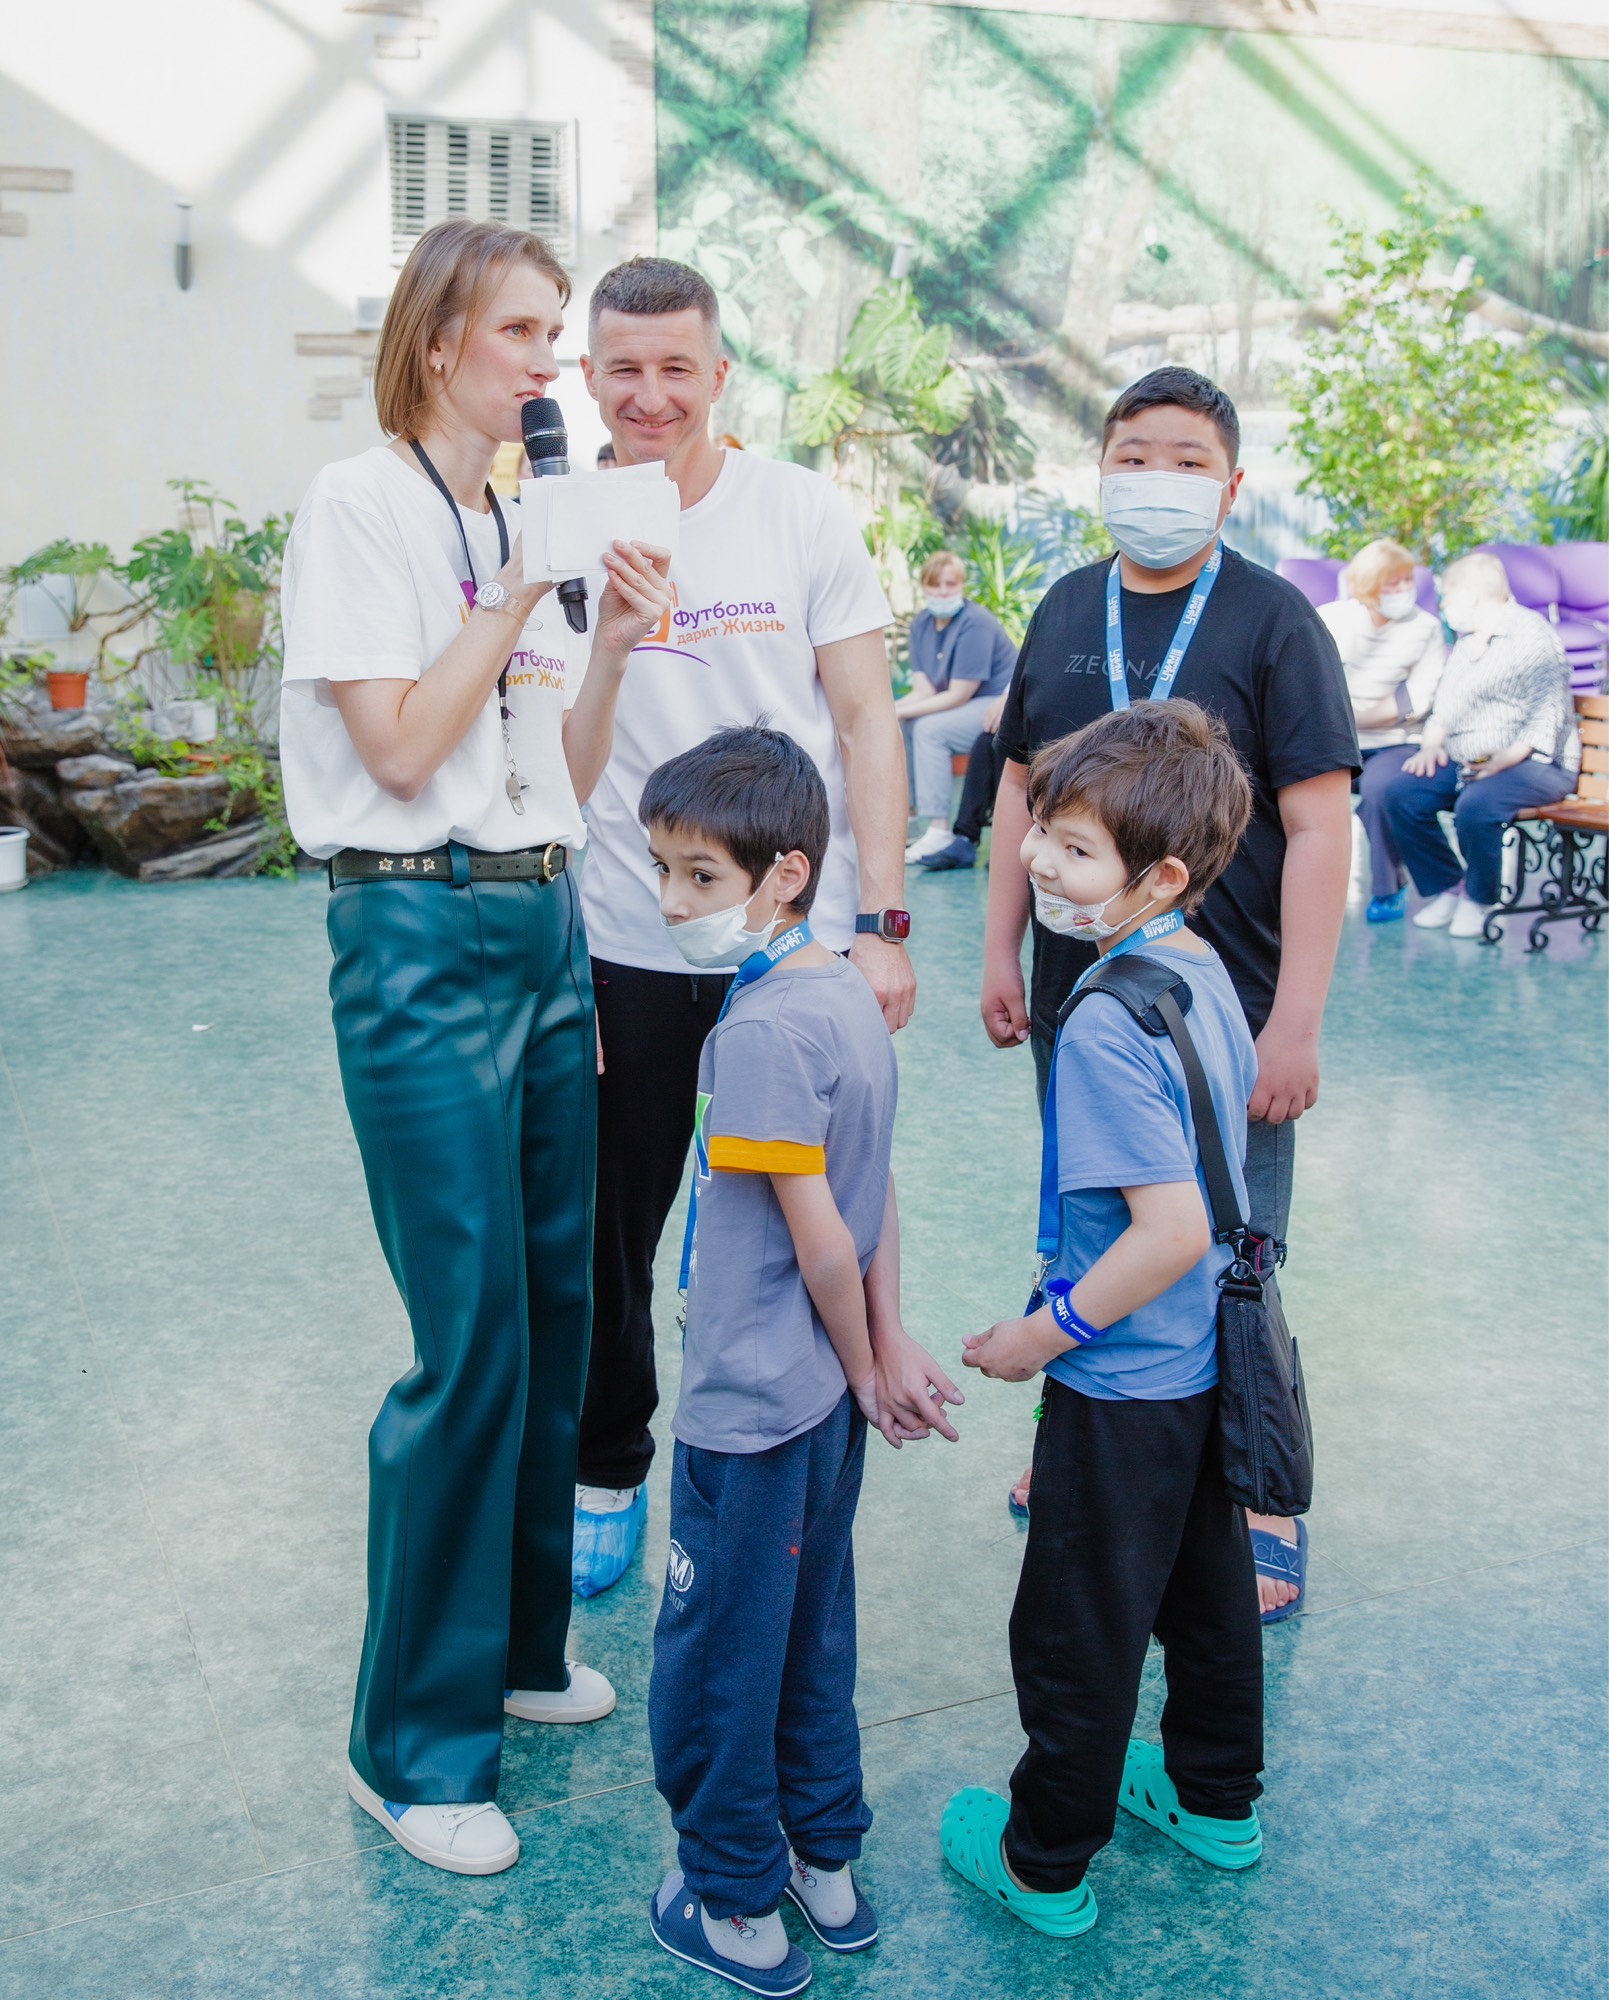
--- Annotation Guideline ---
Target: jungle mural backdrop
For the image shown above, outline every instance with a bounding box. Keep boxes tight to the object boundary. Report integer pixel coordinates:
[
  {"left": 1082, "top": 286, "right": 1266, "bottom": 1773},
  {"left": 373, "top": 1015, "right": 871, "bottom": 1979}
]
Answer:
[{"left": 655, "top": 1, "right": 1607, "bottom": 601}]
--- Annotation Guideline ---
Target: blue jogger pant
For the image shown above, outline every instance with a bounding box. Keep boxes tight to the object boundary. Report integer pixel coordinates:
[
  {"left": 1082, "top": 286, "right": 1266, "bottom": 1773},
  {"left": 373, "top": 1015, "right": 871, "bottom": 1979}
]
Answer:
[
  {"left": 649, "top": 1393, "right": 871, "bottom": 1918},
  {"left": 328, "top": 863, "right": 596, "bottom": 1804},
  {"left": 1378, "top": 753, "right": 1576, "bottom": 904}
]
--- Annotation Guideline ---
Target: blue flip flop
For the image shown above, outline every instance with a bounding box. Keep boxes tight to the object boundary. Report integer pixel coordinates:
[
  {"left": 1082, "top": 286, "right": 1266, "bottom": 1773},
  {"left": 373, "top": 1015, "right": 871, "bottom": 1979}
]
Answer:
[
  {"left": 1117, "top": 1739, "right": 1263, "bottom": 1869},
  {"left": 941, "top": 1788, "right": 1098, "bottom": 1939},
  {"left": 649, "top": 1872, "right": 812, "bottom": 1997},
  {"left": 1250, "top": 1517, "right": 1307, "bottom": 1625},
  {"left": 783, "top": 1857, "right": 878, "bottom": 1952}
]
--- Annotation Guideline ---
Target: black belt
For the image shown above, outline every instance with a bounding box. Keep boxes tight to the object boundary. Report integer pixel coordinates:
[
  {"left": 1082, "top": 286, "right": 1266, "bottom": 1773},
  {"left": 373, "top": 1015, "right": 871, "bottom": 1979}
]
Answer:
[{"left": 329, "top": 842, "right": 569, "bottom": 886}]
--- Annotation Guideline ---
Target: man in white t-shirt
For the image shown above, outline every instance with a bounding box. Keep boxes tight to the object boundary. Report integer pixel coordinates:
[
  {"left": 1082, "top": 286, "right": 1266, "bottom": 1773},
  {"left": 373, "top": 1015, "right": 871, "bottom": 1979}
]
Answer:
[{"left": 569, "top": 257, "right": 915, "bottom": 1594}]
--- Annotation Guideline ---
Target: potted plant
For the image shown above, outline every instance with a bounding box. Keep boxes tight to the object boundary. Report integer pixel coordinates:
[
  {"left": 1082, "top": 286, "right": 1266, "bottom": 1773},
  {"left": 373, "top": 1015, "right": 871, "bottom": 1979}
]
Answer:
[{"left": 1, "top": 540, "right": 119, "bottom": 708}]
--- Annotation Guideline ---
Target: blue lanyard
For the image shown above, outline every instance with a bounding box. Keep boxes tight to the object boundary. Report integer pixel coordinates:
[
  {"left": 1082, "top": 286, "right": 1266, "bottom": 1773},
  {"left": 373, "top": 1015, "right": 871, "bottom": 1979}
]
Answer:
[
  {"left": 1104, "top": 547, "right": 1221, "bottom": 710},
  {"left": 678, "top": 923, "right": 815, "bottom": 1290},
  {"left": 1034, "top": 910, "right": 1187, "bottom": 1259}
]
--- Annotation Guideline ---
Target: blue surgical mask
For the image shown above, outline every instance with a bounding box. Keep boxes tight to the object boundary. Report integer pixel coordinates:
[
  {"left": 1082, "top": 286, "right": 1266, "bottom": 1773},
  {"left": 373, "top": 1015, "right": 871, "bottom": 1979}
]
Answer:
[
  {"left": 1100, "top": 470, "right": 1228, "bottom": 570},
  {"left": 1377, "top": 586, "right": 1418, "bottom": 621},
  {"left": 925, "top": 593, "right": 964, "bottom": 620}
]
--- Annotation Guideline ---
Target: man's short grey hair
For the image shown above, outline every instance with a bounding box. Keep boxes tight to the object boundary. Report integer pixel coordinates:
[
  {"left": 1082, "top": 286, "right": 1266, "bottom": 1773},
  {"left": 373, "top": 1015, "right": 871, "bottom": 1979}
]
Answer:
[
  {"left": 588, "top": 257, "right": 721, "bottom": 344},
  {"left": 1441, "top": 551, "right": 1512, "bottom": 603}
]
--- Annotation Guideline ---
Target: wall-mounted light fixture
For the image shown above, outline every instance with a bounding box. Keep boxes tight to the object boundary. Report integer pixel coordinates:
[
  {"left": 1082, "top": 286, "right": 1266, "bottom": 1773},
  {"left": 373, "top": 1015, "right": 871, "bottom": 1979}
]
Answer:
[
  {"left": 175, "top": 198, "right": 193, "bottom": 290},
  {"left": 889, "top": 238, "right": 915, "bottom": 282}
]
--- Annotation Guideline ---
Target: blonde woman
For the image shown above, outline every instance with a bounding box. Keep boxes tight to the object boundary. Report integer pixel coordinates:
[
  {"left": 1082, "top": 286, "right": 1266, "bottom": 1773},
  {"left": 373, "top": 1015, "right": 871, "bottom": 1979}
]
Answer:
[
  {"left": 1320, "top": 539, "right": 1444, "bottom": 921},
  {"left": 279, "top": 219, "right": 671, "bottom": 1875}
]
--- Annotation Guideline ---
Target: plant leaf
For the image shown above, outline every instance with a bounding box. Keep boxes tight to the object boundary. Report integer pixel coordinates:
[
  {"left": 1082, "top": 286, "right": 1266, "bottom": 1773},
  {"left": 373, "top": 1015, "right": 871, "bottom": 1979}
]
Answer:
[{"left": 788, "top": 371, "right": 865, "bottom": 447}]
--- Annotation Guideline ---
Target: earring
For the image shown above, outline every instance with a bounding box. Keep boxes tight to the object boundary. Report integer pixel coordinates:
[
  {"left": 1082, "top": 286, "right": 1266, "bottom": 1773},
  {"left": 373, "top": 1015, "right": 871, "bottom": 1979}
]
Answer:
[{"left": 433, "top": 362, "right": 443, "bottom": 373}]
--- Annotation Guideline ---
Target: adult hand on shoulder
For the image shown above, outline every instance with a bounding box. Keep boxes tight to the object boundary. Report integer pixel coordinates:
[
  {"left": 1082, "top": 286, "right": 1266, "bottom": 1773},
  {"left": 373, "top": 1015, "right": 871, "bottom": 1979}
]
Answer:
[
  {"left": 981, "top": 954, "right": 1031, "bottom": 1049},
  {"left": 593, "top": 541, "right": 672, "bottom": 659},
  {"left": 1249, "top": 1018, "right": 1320, "bottom": 1125},
  {"left": 870, "top": 1324, "right": 964, "bottom": 1447},
  {"left": 852, "top": 935, "right": 916, "bottom": 1034}
]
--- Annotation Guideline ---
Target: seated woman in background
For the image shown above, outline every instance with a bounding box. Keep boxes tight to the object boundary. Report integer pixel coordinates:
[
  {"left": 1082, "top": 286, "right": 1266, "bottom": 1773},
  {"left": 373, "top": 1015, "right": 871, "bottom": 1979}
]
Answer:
[
  {"left": 1322, "top": 539, "right": 1445, "bottom": 923},
  {"left": 1378, "top": 551, "right": 1579, "bottom": 940},
  {"left": 898, "top": 550, "right": 1019, "bottom": 867}
]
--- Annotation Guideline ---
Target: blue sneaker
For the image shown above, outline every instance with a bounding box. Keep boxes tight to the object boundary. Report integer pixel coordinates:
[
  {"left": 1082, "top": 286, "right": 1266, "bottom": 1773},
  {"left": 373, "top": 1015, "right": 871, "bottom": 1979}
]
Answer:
[
  {"left": 917, "top": 834, "right": 978, "bottom": 871},
  {"left": 1366, "top": 889, "right": 1407, "bottom": 923},
  {"left": 650, "top": 1872, "right": 812, "bottom": 1996},
  {"left": 572, "top": 1483, "right": 647, "bottom": 1598}
]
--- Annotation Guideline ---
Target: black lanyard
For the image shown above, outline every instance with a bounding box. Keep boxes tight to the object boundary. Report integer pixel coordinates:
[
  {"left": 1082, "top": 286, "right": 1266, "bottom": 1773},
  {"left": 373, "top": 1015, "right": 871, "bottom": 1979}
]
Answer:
[{"left": 410, "top": 441, "right": 512, "bottom": 692}]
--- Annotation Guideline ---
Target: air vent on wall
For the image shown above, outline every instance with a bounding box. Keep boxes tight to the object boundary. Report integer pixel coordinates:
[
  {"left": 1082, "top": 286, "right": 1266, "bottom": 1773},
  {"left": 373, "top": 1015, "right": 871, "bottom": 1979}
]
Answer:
[{"left": 387, "top": 115, "right": 574, "bottom": 264}]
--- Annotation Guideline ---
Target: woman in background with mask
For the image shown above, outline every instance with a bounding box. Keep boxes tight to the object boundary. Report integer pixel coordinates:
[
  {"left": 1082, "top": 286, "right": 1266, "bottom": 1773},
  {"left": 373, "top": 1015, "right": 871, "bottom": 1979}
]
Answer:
[
  {"left": 1377, "top": 550, "right": 1578, "bottom": 941},
  {"left": 1323, "top": 539, "right": 1446, "bottom": 923},
  {"left": 897, "top": 551, "right": 1020, "bottom": 865}
]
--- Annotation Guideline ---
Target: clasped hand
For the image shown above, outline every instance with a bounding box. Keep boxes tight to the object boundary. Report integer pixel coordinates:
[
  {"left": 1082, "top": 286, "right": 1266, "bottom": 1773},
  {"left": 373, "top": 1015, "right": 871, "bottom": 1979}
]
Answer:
[
  {"left": 848, "top": 1324, "right": 964, "bottom": 1449},
  {"left": 962, "top": 1310, "right": 1069, "bottom": 1383}
]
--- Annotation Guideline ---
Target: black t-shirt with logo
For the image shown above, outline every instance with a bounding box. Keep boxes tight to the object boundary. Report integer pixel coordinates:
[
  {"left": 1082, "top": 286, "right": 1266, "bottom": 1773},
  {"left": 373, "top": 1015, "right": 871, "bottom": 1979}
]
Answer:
[{"left": 996, "top": 546, "right": 1359, "bottom": 1039}]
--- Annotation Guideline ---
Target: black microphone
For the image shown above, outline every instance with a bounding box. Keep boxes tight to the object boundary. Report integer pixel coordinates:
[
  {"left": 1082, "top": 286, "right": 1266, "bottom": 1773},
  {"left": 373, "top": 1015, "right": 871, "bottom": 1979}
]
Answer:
[{"left": 521, "top": 396, "right": 589, "bottom": 635}]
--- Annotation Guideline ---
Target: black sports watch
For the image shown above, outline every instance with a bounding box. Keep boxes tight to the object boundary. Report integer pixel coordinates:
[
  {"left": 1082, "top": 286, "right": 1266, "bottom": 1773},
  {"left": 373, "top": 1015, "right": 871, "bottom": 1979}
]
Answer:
[{"left": 855, "top": 909, "right": 912, "bottom": 942}]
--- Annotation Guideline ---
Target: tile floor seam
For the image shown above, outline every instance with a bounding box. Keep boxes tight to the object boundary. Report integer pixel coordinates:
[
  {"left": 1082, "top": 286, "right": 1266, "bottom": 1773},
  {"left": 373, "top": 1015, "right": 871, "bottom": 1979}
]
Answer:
[
  {"left": 0, "top": 1032, "right": 272, "bottom": 1875},
  {"left": 1291, "top": 1533, "right": 1607, "bottom": 1616}
]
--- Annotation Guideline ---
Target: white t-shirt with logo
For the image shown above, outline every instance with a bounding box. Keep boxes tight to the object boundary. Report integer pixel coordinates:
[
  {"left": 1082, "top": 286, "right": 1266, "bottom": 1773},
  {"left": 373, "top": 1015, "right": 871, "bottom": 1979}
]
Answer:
[
  {"left": 580, "top": 449, "right": 891, "bottom": 970},
  {"left": 279, "top": 445, "right": 585, "bottom": 859}
]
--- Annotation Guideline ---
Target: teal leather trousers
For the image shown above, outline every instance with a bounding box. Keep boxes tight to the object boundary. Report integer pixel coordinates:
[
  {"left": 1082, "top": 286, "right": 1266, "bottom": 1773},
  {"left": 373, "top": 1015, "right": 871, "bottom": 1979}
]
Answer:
[{"left": 328, "top": 863, "right": 595, "bottom": 1803}]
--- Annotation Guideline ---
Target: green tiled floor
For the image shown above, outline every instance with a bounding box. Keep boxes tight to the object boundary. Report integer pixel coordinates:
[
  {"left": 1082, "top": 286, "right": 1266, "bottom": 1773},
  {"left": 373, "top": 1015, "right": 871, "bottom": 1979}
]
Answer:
[{"left": 0, "top": 866, "right": 1604, "bottom": 1998}]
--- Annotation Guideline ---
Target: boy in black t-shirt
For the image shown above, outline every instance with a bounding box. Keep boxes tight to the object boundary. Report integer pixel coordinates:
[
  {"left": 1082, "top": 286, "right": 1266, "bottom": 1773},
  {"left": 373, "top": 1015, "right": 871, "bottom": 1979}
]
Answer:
[{"left": 981, "top": 366, "right": 1358, "bottom": 1618}]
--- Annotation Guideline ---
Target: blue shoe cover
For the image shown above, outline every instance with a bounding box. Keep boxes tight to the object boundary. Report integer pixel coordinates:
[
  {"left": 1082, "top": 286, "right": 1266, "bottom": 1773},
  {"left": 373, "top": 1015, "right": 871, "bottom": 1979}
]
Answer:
[
  {"left": 1366, "top": 889, "right": 1407, "bottom": 923},
  {"left": 649, "top": 1872, "right": 812, "bottom": 1996},
  {"left": 572, "top": 1485, "right": 647, "bottom": 1599}
]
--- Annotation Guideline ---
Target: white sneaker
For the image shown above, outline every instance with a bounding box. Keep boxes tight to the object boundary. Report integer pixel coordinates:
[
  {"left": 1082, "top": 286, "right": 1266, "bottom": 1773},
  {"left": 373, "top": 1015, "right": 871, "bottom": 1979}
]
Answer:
[
  {"left": 504, "top": 1661, "right": 616, "bottom": 1723},
  {"left": 347, "top": 1761, "right": 519, "bottom": 1875},
  {"left": 904, "top": 826, "right": 951, "bottom": 863},
  {"left": 1412, "top": 890, "right": 1461, "bottom": 929},
  {"left": 1449, "top": 896, "right": 1495, "bottom": 939}
]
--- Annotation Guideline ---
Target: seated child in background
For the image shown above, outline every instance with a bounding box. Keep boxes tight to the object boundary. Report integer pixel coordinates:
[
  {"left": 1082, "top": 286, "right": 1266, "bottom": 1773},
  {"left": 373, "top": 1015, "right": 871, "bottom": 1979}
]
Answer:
[
  {"left": 641, "top": 725, "right": 964, "bottom": 1998},
  {"left": 946, "top": 699, "right": 1264, "bottom": 1938}
]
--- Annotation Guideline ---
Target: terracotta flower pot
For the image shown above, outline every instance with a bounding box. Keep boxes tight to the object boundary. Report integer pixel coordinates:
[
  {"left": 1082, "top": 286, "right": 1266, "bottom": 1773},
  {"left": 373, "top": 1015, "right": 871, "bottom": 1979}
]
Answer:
[{"left": 46, "top": 669, "right": 90, "bottom": 711}]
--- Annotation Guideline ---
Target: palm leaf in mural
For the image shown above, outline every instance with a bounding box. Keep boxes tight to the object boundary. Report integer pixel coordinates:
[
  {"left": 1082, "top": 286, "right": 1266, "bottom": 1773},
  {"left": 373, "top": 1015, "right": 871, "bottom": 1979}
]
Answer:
[{"left": 790, "top": 368, "right": 866, "bottom": 447}]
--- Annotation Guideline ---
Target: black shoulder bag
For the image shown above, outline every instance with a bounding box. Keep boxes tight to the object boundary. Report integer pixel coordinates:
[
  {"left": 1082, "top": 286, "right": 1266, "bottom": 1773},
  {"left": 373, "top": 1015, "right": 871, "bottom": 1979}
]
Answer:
[{"left": 1059, "top": 955, "right": 1314, "bottom": 1518}]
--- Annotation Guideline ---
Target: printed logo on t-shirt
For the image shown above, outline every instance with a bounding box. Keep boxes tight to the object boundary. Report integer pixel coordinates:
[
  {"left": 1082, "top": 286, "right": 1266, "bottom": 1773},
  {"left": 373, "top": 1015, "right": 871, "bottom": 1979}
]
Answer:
[
  {"left": 506, "top": 648, "right": 566, "bottom": 693},
  {"left": 692, "top": 1090, "right": 713, "bottom": 1182},
  {"left": 635, "top": 581, "right": 789, "bottom": 668}
]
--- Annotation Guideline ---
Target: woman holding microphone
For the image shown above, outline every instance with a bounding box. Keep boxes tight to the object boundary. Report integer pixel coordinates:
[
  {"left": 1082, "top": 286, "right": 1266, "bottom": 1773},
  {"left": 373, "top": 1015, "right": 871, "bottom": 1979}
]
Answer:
[{"left": 279, "top": 219, "right": 671, "bottom": 1876}]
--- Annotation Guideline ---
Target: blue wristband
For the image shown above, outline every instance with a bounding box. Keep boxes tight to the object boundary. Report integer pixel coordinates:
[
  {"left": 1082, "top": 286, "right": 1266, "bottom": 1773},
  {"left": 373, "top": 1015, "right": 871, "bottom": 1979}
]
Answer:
[{"left": 1046, "top": 1279, "right": 1105, "bottom": 1347}]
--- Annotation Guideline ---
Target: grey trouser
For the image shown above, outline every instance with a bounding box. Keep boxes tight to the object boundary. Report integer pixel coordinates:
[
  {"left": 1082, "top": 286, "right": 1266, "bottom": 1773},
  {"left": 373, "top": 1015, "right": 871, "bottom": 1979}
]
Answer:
[{"left": 905, "top": 697, "right": 998, "bottom": 819}]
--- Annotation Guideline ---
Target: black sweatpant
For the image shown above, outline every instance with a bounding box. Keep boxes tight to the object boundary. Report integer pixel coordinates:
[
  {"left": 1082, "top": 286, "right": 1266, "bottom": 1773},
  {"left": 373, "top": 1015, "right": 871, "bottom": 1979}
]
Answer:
[
  {"left": 579, "top": 958, "right": 731, "bottom": 1490},
  {"left": 954, "top": 730, "right": 1008, "bottom": 846},
  {"left": 1005, "top": 1378, "right": 1264, "bottom": 1892}
]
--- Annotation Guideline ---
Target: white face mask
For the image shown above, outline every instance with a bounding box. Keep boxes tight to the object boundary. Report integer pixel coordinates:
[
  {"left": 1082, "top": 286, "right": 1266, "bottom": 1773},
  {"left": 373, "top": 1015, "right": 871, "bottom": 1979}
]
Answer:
[
  {"left": 1100, "top": 470, "right": 1228, "bottom": 570},
  {"left": 1033, "top": 877, "right": 1157, "bottom": 943},
  {"left": 1377, "top": 586, "right": 1418, "bottom": 621},
  {"left": 925, "top": 593, "right": 964, "bottom": 620},
  {"left": 662, "top": 855, "right": 784, "bottom": 970}
]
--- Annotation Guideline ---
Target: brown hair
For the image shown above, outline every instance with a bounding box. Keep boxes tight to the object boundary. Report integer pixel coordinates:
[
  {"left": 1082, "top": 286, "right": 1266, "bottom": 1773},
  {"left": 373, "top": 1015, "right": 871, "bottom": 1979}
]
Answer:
[
  {"left": 920, "top": 550, "right": 965, "bottom": 589},
  {"left": 588, "top": 256, "right": 721, "bottom": 344},
  {"left": 1026, "top": 700, "right": 1252, "bottom": 913},
  {"left": 373, "top": 219, "right": 572, "bottom": 440}
]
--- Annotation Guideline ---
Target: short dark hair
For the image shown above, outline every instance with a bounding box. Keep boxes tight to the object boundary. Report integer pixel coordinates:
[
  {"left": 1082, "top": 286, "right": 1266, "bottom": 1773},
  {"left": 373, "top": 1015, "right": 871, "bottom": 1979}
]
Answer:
[
  {"left": 588, "top": 256, "right": 721, "bottom": 344},
  {"left": 639, "top": 726, "right": 829, "bottom": 915},
  {"left": 1102, "top": 366, "right": 1240, "bottom": 467},
  {"left": 1026, "top": 700, "right": 1252, "bottom": 913}
]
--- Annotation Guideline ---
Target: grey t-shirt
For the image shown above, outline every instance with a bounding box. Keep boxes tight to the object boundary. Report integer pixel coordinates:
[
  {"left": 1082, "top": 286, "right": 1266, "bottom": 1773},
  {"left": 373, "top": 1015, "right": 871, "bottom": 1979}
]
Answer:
[{"left": 675, "top": 957, "right": 898, "bottom": 1454}]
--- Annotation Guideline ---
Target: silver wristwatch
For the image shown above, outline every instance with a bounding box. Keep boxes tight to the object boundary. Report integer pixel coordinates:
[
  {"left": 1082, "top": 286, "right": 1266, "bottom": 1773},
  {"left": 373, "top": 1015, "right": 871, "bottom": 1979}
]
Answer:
[{"left": 474, "top": 580, "right": 518, "bottom": 617}]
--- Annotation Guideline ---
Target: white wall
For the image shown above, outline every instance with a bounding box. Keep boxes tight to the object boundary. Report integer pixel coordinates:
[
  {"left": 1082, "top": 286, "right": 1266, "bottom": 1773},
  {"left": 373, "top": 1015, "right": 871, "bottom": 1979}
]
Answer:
[{"left": 0, "top": 0, "right": 655, "bottom": 566}]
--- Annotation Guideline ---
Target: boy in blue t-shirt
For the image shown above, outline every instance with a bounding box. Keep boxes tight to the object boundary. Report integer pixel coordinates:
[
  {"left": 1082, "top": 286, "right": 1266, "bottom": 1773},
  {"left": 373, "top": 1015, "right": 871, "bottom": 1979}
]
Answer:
[
  {"left": 945, "top": 699, "right": 1265, "bottom": 1938},
  {"left": 638, "top": 727, "right": 964, "bottom": 1997}
]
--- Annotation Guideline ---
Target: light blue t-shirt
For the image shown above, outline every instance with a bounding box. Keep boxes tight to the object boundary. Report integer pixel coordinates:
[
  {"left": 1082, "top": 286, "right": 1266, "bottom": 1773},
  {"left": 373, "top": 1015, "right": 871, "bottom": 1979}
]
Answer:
[{"left": 1043, "top": 941, "right": 1258, "bottom": 1402}]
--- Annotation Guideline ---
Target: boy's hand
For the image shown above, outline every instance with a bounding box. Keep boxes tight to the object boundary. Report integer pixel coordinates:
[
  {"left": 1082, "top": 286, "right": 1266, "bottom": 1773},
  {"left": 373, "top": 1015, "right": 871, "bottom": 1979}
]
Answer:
[
  {"left": 871, "top": 1324, "right": 964, "bottom": 1447},
  {"left": 963, "top": 1311, "right": 1071, "bottom": 1383},
  {"left": 846, "top": 1371, "right": 883, "bottom": 1435}
]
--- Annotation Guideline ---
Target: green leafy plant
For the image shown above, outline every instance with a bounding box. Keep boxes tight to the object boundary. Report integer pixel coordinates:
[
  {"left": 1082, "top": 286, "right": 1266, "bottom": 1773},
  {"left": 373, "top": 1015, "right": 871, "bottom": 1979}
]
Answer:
[
  {"left": 1284, "top": 190, "right": 1562, "bottom": 565},
  {"left": 109, "top": 480, "right": 290, "bottom": 733},
  {"left": 107, "top": 704, "right": 298, "bottom": 878},
  {"left": 789, "top": 281, "right": 973, "bottom": 464},
  {"left": 960, "top": 516, "right": 1046, "bottom": 644},
  {"left": 1015, "top": 492, "right": 1113, "bottom": 578},
  {"left": 1537, "top": 359, "right": 1609, "bottom": 543},
  {"left": 2, "top": 540, "right": 120, "bottom": 655}
]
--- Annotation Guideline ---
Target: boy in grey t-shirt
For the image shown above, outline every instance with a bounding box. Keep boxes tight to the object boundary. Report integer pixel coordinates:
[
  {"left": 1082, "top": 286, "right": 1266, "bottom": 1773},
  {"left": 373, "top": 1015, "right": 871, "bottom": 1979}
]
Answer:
[{"left": 639, "top": 727, "right": 963, "bottom": 1997}]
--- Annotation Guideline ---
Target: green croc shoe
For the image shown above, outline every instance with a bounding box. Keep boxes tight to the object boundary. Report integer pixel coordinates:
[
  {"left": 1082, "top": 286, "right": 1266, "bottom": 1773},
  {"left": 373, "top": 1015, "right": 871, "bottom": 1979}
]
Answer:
[
  {"left": 941, "top": 1788, "right": 1098, "bottom": 1939},
  {"left": 1117, "top": 1740, "right": 1263, "bottom": 1870}
]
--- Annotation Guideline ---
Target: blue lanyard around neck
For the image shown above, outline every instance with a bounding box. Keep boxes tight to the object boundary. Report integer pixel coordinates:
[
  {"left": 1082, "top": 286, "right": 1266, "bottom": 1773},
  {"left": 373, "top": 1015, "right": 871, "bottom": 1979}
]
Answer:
[
  {"left": 1104, "top": 547, "right": 1222, "bottom": 710},
  {"left": 1035, "top": 909, "right": 1187, "bottom": 1260},
  {"left": 678, "top": 922, "right": 815, "bottom": 1290}
]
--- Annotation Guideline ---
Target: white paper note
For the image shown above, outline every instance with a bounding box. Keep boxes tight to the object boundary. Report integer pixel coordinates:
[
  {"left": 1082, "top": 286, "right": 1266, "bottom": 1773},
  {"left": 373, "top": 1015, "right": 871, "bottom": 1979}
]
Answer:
[{"left": 521, "top": 465, "right": 681, "bottom": 582}]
